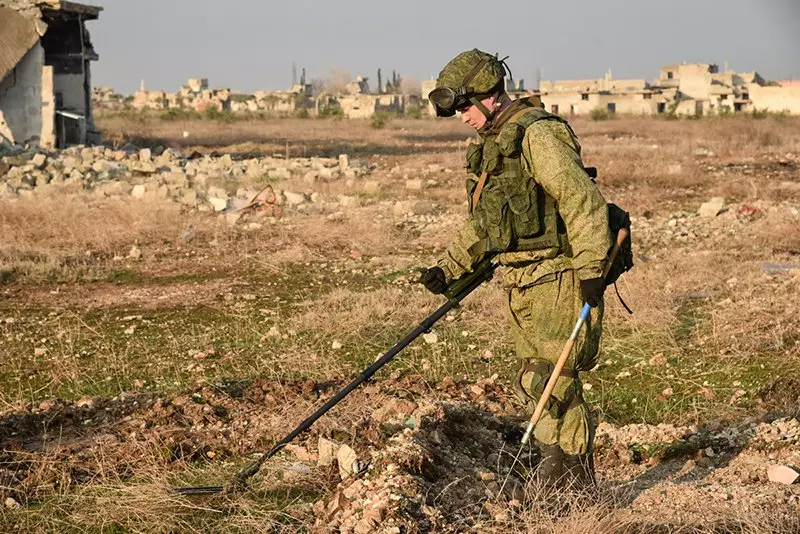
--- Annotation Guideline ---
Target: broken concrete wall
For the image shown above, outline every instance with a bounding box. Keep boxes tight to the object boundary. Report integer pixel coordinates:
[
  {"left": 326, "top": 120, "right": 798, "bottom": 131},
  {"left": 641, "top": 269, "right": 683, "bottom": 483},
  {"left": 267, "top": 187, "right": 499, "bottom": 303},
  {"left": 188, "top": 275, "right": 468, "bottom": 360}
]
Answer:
[
  {"left": 749, "top": 85, "right": 800, "bottom": 114},
  {"left": 0, "top": 42, "right": 43, "bottom": 145}
]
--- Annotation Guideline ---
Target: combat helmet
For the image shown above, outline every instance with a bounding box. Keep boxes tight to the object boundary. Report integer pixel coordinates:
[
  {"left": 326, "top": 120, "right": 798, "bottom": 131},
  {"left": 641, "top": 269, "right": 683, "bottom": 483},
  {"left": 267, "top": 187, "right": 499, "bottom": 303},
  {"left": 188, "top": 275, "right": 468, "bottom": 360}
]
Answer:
[{"left": 429, "top": 49, "right": 508, "bottom": 119}]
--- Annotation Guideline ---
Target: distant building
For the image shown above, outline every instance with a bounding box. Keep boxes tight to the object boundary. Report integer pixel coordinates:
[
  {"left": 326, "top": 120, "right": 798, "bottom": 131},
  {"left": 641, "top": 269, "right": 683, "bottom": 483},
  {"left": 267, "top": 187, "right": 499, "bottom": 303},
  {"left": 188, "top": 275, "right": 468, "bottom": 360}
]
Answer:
[
  {"left": 421, "top": 62, "right": 800, "bottom": 117},
  {"left": 0, "top": 0, "right": 103, "bottom": 148}
]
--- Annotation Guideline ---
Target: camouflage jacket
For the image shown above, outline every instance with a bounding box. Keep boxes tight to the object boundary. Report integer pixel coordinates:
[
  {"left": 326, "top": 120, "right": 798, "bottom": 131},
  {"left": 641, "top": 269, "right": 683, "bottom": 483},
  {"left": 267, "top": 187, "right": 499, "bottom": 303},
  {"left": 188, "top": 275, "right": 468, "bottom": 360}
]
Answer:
[{"left": 437, "top": 102, "right": 611, "bottom": 289}]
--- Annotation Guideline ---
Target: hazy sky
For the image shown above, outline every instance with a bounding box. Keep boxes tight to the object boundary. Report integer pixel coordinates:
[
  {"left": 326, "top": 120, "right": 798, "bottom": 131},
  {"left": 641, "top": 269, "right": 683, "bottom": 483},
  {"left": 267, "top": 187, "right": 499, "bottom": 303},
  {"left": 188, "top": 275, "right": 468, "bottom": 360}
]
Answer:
[{"left": 88, "top": 0, "right": 800, "bottom": 94}]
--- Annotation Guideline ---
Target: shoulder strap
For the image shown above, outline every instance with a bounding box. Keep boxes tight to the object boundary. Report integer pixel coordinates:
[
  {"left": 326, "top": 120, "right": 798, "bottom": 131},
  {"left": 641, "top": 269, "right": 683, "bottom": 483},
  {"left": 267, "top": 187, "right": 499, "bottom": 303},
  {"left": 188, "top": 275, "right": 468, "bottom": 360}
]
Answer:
[{"left": 471, "top": 170, "right": 489, "bottom": 211}]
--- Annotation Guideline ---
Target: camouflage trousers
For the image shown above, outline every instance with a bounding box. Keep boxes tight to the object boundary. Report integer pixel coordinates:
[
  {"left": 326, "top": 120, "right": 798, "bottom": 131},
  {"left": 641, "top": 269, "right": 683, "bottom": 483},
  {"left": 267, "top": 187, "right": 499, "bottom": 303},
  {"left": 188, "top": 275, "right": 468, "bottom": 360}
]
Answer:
[{"left": 508, "top": 269, "right": 603, "bottom": 455}]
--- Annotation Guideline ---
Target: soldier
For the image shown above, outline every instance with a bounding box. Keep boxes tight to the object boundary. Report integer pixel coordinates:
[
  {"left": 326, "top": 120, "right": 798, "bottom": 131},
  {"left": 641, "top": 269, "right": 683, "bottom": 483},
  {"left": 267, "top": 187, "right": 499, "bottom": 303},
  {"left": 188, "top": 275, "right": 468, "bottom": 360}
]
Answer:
[{"left": 420, "top": 49, "right": 612, "bottom": 489}]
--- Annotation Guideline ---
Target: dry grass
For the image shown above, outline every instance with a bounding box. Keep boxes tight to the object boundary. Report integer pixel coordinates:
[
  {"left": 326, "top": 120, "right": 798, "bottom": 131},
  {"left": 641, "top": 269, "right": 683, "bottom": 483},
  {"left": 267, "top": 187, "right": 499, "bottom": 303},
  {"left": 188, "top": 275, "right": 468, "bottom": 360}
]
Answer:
[
  {"left": 476, "top": 481, "right": 800, "bottom": 533},
  {"left": 2, "top": 115, "right": 800, "bottom": 531}
]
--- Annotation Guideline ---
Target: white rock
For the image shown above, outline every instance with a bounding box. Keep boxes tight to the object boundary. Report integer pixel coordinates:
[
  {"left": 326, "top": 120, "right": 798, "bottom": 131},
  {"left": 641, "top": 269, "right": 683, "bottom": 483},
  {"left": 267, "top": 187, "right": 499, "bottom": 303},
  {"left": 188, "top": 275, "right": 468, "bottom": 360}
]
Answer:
[
  {"left": 4, "top": 497, "right": 21, "bottom": 508},
  {"left": 31, "top": 153, "right": 47, "bottom": 168},
  {"left": 698, "top": 197, "right": 726, "bottom": 217},
  {"left": 139, "top": 148, "right": 152, "bottom": 161},
  {"left": 283, "top": 191, "right": 305, "bottom": 206},
  {"left": 208, "top": 197, "right": 228, "bottom": 212},
  {"left": 331, "top": 340, "right": 343, "bottom": 350},
  {"left": 767, "top": 464, "right": 800, "bottom": 485},
  {"left": 338, "top": 154, "right": 350, "bottom": 170},
  {"left": 131, "top": 184, "right": 146, "bottom": 199},
  {"left": 336, "top": 444, "right": 359, "bottom": 479},
  {"left": 128, "top": 245, "right": 142, "bottom": 260},
  {"left": 318, "top": 437, "right": 338, "bottom": 466},
  {"left": 422, "top": 332, "right": 438, "bottom": 345}
]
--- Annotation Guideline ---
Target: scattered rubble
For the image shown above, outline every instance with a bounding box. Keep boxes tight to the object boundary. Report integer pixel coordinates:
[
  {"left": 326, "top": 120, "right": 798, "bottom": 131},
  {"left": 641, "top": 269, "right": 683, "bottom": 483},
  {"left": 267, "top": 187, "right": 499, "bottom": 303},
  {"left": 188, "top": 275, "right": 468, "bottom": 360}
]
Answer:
[{"left": 0, "top": 146, "right": 370, "bottom": 220}]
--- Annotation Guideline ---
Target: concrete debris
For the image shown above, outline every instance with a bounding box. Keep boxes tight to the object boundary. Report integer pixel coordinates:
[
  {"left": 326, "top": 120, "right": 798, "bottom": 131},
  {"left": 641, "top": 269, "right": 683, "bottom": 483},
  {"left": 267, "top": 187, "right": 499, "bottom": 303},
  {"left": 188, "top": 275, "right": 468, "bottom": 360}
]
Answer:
[
  {"left": 0, "top": 147, "right": 371, "bottom": 224},
  {"left": 283, "top": 191, "right": 305, "bottom": 206},
  {"left": 207, "top": 197, "right": 228, "bottom": 212},
  {"left": 767, "top": 464, "right": 800, "bottom": 485},
  {"left": 697, "top": 197, "right": 726, "bottom": 217},
  {"left": 318, "top": 437, "right": 338, "bottom": 467},
  {"left": 336, "top": 444, "right": 359, "bottom": 480},
  {"left": 422, "top": 332, "right": 438, "bottom": 345}
]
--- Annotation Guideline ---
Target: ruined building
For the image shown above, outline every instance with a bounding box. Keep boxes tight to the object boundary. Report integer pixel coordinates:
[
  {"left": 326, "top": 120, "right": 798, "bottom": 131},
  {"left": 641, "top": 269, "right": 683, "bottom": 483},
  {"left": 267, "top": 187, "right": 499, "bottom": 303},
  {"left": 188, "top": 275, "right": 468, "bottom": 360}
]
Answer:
[
  {"left": 0, "top": 0, "right": 102, "bottom": 148},
  {"left": 423, "top": 62, "right": 800, "bottom": 117}
]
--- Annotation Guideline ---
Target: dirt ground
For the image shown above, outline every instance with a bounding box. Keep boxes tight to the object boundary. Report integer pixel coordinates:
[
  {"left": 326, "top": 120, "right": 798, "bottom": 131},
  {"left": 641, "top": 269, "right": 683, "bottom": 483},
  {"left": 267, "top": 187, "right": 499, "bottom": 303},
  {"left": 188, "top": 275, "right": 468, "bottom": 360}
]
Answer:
[{"left": 1, "top": 114, "right": 800, "bottom": 532}]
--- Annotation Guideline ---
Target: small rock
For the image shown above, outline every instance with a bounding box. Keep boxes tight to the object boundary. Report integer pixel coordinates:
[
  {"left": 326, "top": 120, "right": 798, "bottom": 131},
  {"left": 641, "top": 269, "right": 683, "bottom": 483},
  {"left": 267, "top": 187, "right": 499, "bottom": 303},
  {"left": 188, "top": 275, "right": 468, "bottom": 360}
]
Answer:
[
  {"left": 338, "top": 154, "right": 350, "bottom": 171},
  {"left": 422, "top": 332, "right": 438, "bottom": 344},
  {"left": 34, "top": 347, "right": 47, "bottom": 356},
  {"left": 75, "top": 396, "right": 94, "bottom": 409},
  {"left": 698, "top": 197, "right": 726, "bottom": 217},
  {"left": 128, "top": 245, "right": 142, "bottom": 260},
  {"left": 283, "top": 191, "right": 305, "bottom": 206},
  {"left": 318, "top": 437, "right": 338, "bottom": 466},
  {"left": 31, "top": 153, "right": 47, "bottom": 168},
  {"left": 326, "top": 491, "right": 350, "bottom": 516},
  {"left": 768, "top": 464, "right": 800, "bottom": 485},
  {"left": 131, "top": 184, "right": 146, "bottom": 199},
  {"left": 336, "top": 444, "right": 359, "bottom": 479},
  {"left": 331, "top": 340, "right": 343, "bottom": 350},
  {"left": 208, "top": 197, "right": 228, "bottom": 212},
  {"left": 4, "top": 497, "right": 21, "bottom": 509},
  {"left": 405, "top": 179, "right": 423, "bottom": 190}
]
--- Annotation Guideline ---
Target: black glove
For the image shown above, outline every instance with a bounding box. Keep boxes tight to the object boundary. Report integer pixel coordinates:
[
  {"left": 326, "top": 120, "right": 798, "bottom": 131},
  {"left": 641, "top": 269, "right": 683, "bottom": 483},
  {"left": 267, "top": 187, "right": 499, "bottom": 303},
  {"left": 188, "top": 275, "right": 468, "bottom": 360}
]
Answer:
[
  {"left": 419, "top": 266, "right": 447, "bottom": 295},
  {"left": 580, "top": 277, "right": 606, "bottom": 308}
]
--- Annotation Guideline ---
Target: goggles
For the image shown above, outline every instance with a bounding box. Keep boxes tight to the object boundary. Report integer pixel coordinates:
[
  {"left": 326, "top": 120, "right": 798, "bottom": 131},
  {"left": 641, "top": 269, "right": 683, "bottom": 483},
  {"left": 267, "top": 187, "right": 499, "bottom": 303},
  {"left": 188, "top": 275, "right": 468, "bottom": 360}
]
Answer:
[{"left": 428, "top": 86, "right": 471, "bottom": 117}]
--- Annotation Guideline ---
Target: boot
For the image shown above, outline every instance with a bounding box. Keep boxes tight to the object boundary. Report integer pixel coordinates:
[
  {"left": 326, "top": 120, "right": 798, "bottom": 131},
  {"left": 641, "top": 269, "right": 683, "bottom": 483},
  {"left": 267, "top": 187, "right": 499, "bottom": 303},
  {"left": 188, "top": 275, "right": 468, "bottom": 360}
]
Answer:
[
  {"left": 563, "top": 452, "right": 596, "bottom": 490},
  {"left": 536, "top": 443, "right": 564, "bottom": 488}
]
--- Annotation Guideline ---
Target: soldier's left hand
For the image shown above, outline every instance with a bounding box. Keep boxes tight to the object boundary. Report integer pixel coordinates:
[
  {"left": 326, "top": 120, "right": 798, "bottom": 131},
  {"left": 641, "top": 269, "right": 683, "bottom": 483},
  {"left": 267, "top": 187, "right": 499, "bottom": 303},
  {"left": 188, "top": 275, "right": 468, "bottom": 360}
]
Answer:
[
  {"left": 580, "top": 278, "right": 606, "bottom": 307},
  {"left": 419, "top": 266, "right": 447, "bottom": 294}
]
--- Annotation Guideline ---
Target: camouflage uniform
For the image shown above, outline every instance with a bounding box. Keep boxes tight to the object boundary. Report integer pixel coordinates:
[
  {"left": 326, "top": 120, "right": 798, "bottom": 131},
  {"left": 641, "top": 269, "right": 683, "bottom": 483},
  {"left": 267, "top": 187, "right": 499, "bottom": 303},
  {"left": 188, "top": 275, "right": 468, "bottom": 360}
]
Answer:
[{"left": 435, "top": 95, "right": 611, "bottom": 468}]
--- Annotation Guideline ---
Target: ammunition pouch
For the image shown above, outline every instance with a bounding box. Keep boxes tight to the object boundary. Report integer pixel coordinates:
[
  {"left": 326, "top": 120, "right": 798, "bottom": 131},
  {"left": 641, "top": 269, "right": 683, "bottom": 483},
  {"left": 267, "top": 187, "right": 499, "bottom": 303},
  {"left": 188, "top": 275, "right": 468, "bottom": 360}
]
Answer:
[
  {"left": 465, "top": 107, "right": 569, "bottom": 256},
  {"left": 513, "top": 358, "right": 583, "bottom": 419}
]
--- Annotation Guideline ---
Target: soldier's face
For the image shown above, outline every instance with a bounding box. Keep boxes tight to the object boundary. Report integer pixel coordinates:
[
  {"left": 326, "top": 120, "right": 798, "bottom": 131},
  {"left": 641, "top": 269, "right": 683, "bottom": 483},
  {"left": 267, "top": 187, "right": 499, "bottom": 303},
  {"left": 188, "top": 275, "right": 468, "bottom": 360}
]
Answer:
[{"left": 458, "top": 95, "right": 496, "bottom": 130}]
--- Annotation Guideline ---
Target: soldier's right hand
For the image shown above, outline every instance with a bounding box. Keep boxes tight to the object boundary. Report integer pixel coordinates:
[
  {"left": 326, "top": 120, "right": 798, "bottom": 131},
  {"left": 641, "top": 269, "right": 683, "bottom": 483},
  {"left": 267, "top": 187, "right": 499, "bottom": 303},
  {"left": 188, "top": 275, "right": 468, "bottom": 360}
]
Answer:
[{"left": 419, "top": 267, "right": 447, "bottom": 294}]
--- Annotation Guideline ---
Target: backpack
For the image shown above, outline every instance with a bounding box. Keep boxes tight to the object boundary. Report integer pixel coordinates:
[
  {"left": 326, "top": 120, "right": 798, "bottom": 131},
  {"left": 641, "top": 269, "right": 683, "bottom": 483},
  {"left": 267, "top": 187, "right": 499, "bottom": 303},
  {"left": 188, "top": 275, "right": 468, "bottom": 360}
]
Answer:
[{"left": 606, "top": 202, "right": 634, "bottom": 313}]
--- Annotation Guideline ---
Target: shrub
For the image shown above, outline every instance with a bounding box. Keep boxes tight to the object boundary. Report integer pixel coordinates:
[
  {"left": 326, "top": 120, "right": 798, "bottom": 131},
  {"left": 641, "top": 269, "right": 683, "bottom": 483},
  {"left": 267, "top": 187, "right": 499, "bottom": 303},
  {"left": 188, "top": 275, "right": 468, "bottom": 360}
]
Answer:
[
  {"left": 318, "top": 104, "right": 344, "bottom": 119},
  {"left": 203, "top": 106, "right": 237, "bottom": 123},
  {"left": 404, "top": 103, "right": 425, "bottom": 119},
  {"left": 160, "top": 108, "right": 199, "bottom": 122},
  {"left": 589, "top": 107, "right": 613, "bottom": 121},
  {"left": 371, "top": 111, "right": 395, "bottom": 129}
]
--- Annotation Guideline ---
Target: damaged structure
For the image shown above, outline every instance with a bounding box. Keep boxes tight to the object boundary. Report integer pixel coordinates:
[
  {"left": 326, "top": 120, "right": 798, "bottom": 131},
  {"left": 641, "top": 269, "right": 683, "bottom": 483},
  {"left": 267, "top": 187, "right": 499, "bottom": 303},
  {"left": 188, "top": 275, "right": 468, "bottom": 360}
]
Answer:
[
  {"left": 0, "top": 0, "right": 102, "bottom": 148},
  {"left": 422, "top": 62, "right": 800, "bottom": 117},
  {"left": 536, "top": 63, "right": 800, "bottom": 117}
]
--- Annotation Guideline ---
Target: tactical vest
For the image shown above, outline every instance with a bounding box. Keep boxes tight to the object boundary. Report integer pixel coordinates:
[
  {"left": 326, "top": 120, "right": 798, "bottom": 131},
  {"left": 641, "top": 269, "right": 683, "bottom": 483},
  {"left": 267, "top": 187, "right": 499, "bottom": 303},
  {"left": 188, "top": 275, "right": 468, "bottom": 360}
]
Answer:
[{"left": 465, "top": 104, "right": 570, "bottom": 255}]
